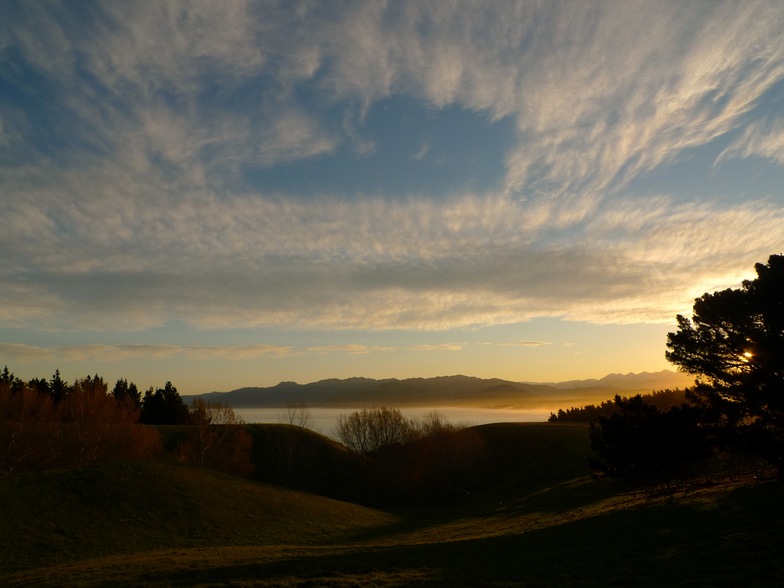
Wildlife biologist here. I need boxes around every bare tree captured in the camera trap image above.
[335,409,371,453]
[179,399,254,476]
[0,380,59,474]
[1,374,159,474]
[279,404,314,430]
[334,407,413,453]
[411,409,462,438]
[61,375,160,467]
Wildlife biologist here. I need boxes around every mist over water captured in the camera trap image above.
[235,406,552,439]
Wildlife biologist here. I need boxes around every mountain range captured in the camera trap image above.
[195,370,694,410]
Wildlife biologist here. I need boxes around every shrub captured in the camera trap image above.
[589,395,709,481]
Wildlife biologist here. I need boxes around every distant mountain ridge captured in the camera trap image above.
[539,370,695,390]
[195,370,694,410]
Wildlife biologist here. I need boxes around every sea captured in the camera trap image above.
[234,406,552,439]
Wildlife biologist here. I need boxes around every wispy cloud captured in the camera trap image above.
[410,141,431,161]
[2,173,782,331]
[408,343,464,352]
[11,0,781,204]
[305,1,784,201]
[0,343,293,363]
[718,119,784,166]
[305,344,395,355]
[2,0,783,339]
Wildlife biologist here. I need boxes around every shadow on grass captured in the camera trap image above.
[29,480,779,588]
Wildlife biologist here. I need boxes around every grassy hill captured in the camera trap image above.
[1,423,782,587]
[0,459,399,574]
[246,423,379,504]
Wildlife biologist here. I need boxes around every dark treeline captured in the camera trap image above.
[548,388,690,423]
[1,366,190,425]
[558,387,775,485]
[0,366,252,477]
[587,254,784,483]
[587,394,711,483]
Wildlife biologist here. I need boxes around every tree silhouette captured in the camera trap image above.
[27,377,52,397]
[176,399,253,476]
[0,374,59,474]
[140,382,190,425]
[49,370,69,404]
[666,254,784,473]
[335,407,413,454]
[61,375,140,466]
[112,378,141,409]
[1,371,160,474]
[279,404,313,429]
[0,366,25,395]
[589,395,707,480]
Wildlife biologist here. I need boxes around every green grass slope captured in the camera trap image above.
[247,423,377,504]
[0,459,399,574]
[469,423,592,497]
[5,480,782,587]
[2,423,782,587]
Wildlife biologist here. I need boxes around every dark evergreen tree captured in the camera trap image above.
[50,369,69,403]
[140,381,189,425]
[666,254,784,473]
[0,366,24,394]
[589,395,708,480]
[112,378,141,409]
[74,374,107,396]
[27,377,52,396]
[549,389,690,423]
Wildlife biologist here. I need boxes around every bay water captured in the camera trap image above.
[234,406,551,439]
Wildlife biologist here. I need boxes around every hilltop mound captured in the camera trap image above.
[247,423,377,504]
[0,458,399,574]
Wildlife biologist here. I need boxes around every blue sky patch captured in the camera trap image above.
[243,96,514,198]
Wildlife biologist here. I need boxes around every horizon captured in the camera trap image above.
[2,2,783,395]
[196,367,690,395]
[198,369,695,432]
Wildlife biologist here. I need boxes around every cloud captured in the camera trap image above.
[718,119,784,166]
[0,0,340,190]
[6,1,783,200]
[2,1,784,336]
[305,344,395,355]
[501,341,550,348]
[410,141,431,161]
[257,109,338,166]
[298,1,784,202]
[0,115,11,148]
[408,343,464,352]
[0,343,56,362]
[3,173,780,332]
[498,2,784,200]
[0,343,293,363]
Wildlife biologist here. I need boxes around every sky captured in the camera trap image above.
[1,1,784,395]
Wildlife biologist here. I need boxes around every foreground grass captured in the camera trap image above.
[5,480,781,587]
[2,423,782,586]
[0,460,400,574]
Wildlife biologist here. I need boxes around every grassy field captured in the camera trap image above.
[1,423,782,586]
